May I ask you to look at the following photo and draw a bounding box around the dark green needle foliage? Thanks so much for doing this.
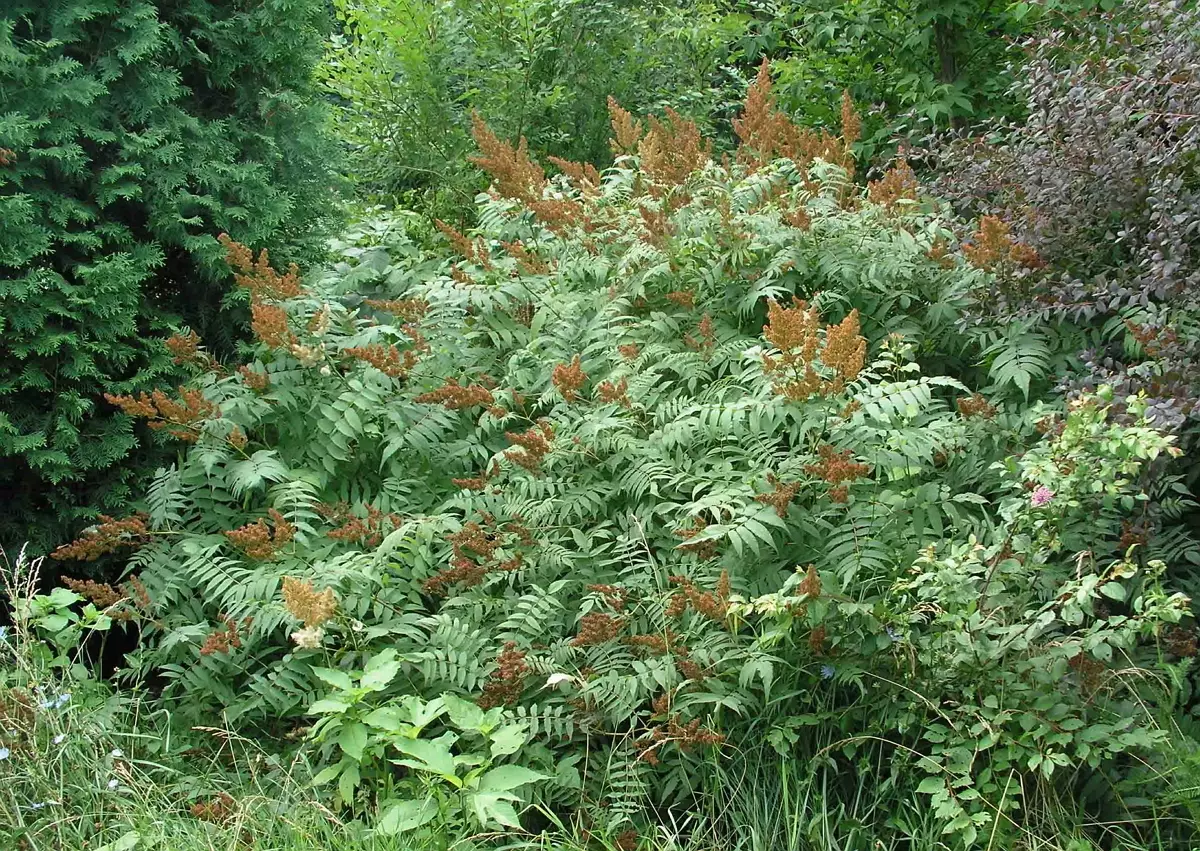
[0,0,338,556]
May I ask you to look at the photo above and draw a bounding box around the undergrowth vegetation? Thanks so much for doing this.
[31,63,1200,848]
[5,1,1200,848]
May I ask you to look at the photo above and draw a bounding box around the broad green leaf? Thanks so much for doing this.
[95,831,140,851]
[393,736,457,776]
[338,759,361,803]
[308,698,350,715]
[377,798,438,834]
[312,667,355,692]
[312,761,345,786]
[361,656,402,691]
[363,706,405,731]
[338,721,369,761]
[488,723,529,757]
[916,776,944,794]
[470,791,522,829]
[478,765,549,792]
[442,692,485,731]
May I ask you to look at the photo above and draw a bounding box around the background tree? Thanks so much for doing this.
[0,0,339,557]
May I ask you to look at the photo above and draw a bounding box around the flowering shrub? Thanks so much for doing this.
[933,0,1200,429]
[49,68,1200,845]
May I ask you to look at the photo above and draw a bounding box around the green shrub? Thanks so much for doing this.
[321,0,726,217]
[0,0,339,556]
[52,71,1199,846]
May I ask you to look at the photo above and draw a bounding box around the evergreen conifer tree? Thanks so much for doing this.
[0,0,338,555]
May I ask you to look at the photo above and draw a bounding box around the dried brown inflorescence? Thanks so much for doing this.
[218,234,302,302]
[53,513,151,561]
[200,615,250,656]
[625,628,685,657]
[364,298,429,323]
[637,693,725,765]
[665,289,695,309]
[470,113,584,230]
[639,204,674,247]
[547,156,602,197]
[319,502,401,547]
[755,473,801,518]
[224,509,295,560]
[963,216,1043,273]
[1069,652,1106,697]
[415,378,496,410]
[867,155,919,211]
[608,97,643,156]
[666,571,730,622]
[61,576,145,622]
[587,583,628,612]
[505,420,554,472]
[435,219,493,269]
[638,108,710,203]
[501,241,551,275]
[344,342,418,378]
[451,461,499,491]
[761,298,866,400]
[422,513,531,596]
[684,313,715,354]
[165,330,216,370]
[281,576,338,628]
[238,365,270,392]
[478,641,530,709]
[797,564,822,599]
[552,355,587,402]
[805,445,870,503]
[673,516,719,560]
[571,612,623,647]
[191,792,236,825]
[250,303,294,349]
[1163,625,1198,658]
[106,386,219,442]
[733,60,857,179]
[957,393,997,419]
[809,624,826,655]
[596,377,631,408]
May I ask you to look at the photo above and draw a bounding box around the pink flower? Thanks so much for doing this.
[1031,486,1054,507]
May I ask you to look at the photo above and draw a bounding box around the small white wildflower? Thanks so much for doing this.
[110,748,123,758]
[290,625,325,650]
[107,778,119,790]
[53,734,66,745]
[319,365,331,376]
[0,747,9,760]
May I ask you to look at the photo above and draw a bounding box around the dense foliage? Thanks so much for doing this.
[317,0,1067,218]
[931,0,1200,660]
[42,72,1200,846]
[6,1,1200,848]
[0,0,338,555]
[321,0,725,216]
